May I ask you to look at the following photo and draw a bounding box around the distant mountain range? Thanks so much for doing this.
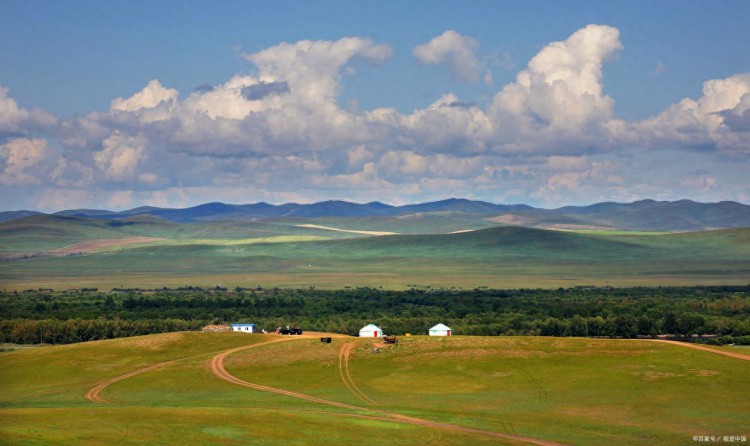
[2,198,750,231]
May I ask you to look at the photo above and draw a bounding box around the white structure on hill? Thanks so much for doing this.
[359,324,383,338]
[429,323,452,336]
[231,323,255,333]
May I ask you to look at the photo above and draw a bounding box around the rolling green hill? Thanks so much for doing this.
[4,198,750,231]
[1,215,749,289]
[1,332,748,445]
[0,214,359,253]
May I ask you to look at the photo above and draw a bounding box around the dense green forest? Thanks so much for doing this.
[2,286,750,345]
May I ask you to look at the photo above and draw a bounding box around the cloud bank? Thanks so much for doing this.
[1,26,749,211]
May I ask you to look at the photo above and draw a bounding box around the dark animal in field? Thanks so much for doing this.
[320,337,332,343]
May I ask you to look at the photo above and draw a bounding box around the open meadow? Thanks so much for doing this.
[1,331,749,445]
[2,207,749,444]
[4,0,750,443]
[2,214,750,290]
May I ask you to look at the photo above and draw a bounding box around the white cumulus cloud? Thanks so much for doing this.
[246,37,392,111]
[413,30,482,83]
[93,133,148,181]
[0,86,57,135]
[637,73,750,156]
[0,137,48,185]
[110,80,179,112]
[490,24,624,142]
[4,25,750,211]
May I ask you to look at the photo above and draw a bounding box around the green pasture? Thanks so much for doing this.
[226,336,750,446]
[2,220,749,290]
[2,332,748,445]
[560,229,671,235]
[2,251,749,291]
[0,214,346,252]
[0,406,503,446]
[0,332,266,408]
[309,214,501,234]
[69,235,332,255]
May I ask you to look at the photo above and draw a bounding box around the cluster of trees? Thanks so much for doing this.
[1,318,201,344]
[1,285,749,344]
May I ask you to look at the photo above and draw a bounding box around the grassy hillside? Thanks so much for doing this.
[303,213,501,234]
[0,215,133,252]
[554,199,750,231]
[0,214,354,253]
[12,198,743,231]
[1,226,749,290]
[1,332,748,445]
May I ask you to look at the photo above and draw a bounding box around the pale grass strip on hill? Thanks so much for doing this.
[210,338,569,446]
[296,224,399,236]
[48,237,165,255]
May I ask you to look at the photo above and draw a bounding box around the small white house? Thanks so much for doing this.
[429,323,452,336]
[231,323,255,333]
[359,324,383,338]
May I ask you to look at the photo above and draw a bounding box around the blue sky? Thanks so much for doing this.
[1,0,749,211]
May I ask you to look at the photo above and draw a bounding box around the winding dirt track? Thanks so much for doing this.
[338,341,381,408]
[210,338,568,446]
[86,360,178,403]
[338,341,446,445]
[86,336,748,444]
[85,338,294,404]
[210,340,364,411]
[643,339,750,361]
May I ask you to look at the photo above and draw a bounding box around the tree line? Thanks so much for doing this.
[1,285,749,345]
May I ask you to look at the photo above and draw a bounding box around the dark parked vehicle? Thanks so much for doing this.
[278,327,303,335]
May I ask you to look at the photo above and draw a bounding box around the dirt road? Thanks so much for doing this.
[210,338,569,446]
[85,337,294,404]
[209,338,364,411]
[86,360,177,403]
[338,341,381,407]
[644,339,750,361]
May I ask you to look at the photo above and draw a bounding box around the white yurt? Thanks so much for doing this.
[428,323,452,336]
[359,324,383,338]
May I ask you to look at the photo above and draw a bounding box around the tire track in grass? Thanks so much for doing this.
[86,337,293,404]
[339,340,443,445]
[644,339,750,361]
[211,340,569,446]
[338,341,381,408]
[86,360,178,404]
[211,341,364,411]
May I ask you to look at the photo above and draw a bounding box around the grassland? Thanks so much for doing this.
[1,233,749,290]
[1,332,748,445]
[1,214,749,290]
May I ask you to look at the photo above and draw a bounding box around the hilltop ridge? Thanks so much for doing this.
[2,198,750,231]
